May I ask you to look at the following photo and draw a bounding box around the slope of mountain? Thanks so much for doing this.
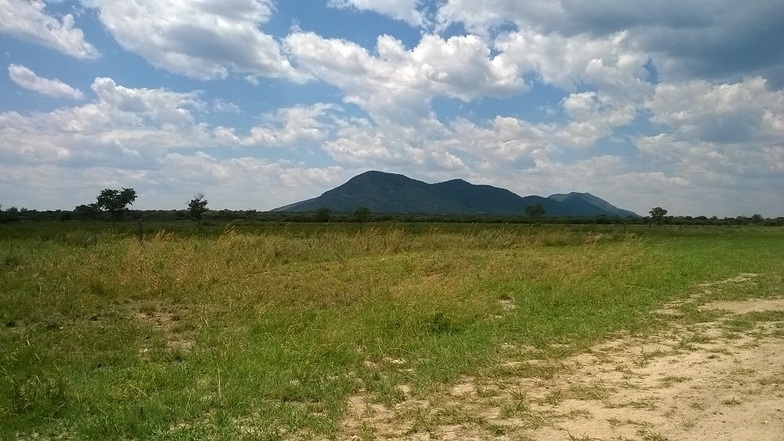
[548,192,638,218]
[273,171,638,217]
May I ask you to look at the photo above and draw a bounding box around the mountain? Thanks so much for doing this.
[548,192,638,218]
[273,171,639,217]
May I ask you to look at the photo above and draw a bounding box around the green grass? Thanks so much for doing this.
[1,223,782,439]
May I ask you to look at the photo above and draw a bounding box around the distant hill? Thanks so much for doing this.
[547,192,638,218]
[273,171,639,217]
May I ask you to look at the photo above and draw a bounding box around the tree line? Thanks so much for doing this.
[0,189,781,226]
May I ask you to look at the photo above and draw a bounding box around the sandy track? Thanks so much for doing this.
[334,280,784,440]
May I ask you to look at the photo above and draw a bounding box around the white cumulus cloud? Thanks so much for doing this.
[215,103,337,147]
[0,0,98,58]
[328,0,427,27]
[286,32,526,124]
[82,0,303,81]
[8,64,84,100]
[647,77,784,143]
[436,0,784,83]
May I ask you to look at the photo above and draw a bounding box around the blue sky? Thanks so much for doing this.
[1,0,783,217]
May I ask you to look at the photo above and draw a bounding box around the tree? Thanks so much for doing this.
[95,188,137,224]
[750,214,764,224]
[525,204,546,222]
[74,204,99,221]
[3,206,20,223]
[187,193,209,223]
[649,207,668,225]
[315,207,332,223]
[354,206,371,223]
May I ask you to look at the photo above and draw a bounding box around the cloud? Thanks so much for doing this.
[447,116,552,164]
[0,0,99,58]
[212,99,241,114]
[494,29,653,99]
[319,105,630,180]
[435,0,565,35]
[636,134,783,182]
[328,0,427,27]
[82,0,303,81]
[557,91,636,147]
[156,152,347,209]
[215,103,337,147]
[0,75,352,210]
[632,76,784,215]
[324,123,448,169]
[89,77,206,127]
[647,77,784,143]
[490,29,653,147]
[436,0,784,83]
[8,64,84,100]
[625,3,784,82]
[0,77,211,173]
[0,153,348,211]
[445,100,628,159]
[285,32,526,124]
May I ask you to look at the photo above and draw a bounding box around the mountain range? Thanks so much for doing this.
[274,171,638,217]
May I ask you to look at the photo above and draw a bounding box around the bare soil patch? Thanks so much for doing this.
[332,279,784,440]
[700,298,784,315]
[131,303,195,354]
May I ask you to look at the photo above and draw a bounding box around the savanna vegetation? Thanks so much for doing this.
[1,221,782,439]
[1,202,781,227]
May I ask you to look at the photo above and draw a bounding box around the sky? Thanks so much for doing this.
[1,0,783,217]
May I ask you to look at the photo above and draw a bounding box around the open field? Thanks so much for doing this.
[1,223,782,439]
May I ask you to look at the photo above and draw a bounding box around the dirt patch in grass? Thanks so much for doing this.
[132,303,195,353]
[697,273,761,288]
[4,319,28,334]
[700,298,784,315]
[329,290,784,440]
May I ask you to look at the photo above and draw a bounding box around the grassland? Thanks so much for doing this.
[1,222,782,439]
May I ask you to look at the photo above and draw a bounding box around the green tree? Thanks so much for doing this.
[750,214,763,224]
[95,188,137,224]
[525,204,546,222]
[354,206,371,223]
[315,207,332,223]
[735,215,749,225]
[74,204,99,221]
[187,193,209,223]
[649,207,668,225]
[3,206,21,223]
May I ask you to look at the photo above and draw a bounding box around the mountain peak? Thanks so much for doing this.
[353,170,402,179]
[549,191,590,201]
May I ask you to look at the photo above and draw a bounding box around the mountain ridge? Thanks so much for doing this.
[548,192,638,218]
[273,171,638,217]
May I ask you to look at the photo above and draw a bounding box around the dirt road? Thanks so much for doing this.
[337,276,784,440]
